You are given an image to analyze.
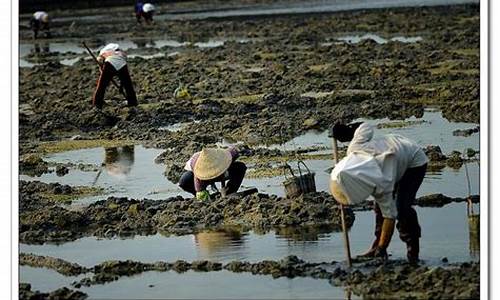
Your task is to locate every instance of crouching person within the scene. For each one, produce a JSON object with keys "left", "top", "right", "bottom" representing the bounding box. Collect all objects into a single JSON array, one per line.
[
  {"left": 30, "top": 11, "right": 50, "bottom": 39},
  {"left": 330, "top": 122, "right": 428, "bottom": 265},
  {"left": 135, "top": 2, "right": 156, "bottom": 24},
  {"left": 179, "top": 147, "right": 247, "bottom": 201},
  {"left": 92, "top": 43, "right": 138, "bottom": 109}
]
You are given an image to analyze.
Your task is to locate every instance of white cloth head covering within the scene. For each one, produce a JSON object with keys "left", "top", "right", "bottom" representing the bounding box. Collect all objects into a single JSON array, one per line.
[
  {"left": 99, "top": 43, "right": 120, "bottom": 55},
  {"left": 143, "top": 3, "right": 156, "bottom": 12},
  {"left": 330, "top": 152, "right": 395, "bottom": 205}
]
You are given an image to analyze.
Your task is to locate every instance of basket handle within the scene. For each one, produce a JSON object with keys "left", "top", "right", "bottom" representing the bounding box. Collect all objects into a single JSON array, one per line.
[
  {"left": 283, "top": 163, "right": 296, "bottom": 180},
  {"left": 297, "top": 160, "right": 311, "bottom": 178}
]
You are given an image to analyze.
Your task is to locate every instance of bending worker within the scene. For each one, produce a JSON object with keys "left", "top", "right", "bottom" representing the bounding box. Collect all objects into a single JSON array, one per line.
[
  {"left": 330, "top": 122, "right": 428, "bottom": 264},
  {"left": 135, "top": 2, "right": 156, "bottom": 24},
  {"left": 30, "top": 11, "right": 50, "bottom": 39},
  {"left": 179, "top": 147, "right": 247, "bottom": 201},
  {"left": 92, "top": 43, "right": 138, "bottom": 109}
]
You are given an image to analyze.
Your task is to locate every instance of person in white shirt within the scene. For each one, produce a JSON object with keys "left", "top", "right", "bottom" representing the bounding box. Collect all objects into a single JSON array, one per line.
[
  {"left": 93, "top": 43, "right": 138, "bottom": 109},
  {"left": 30, "top": 11, "right": 50, "bottom": 39},
  {"left": 330, "top": 122, "right": 428, "bottom": 264},
  {"left": 135, "top": 2, "right": 156, "bottom": 24}
]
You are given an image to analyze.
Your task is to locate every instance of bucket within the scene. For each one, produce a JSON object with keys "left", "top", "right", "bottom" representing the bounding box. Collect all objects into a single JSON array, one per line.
[
  {"left": 467, "top": 197, "right": 480, "bottom": 256},
  {"left": 283, "top": 160, "right": 316, "bottom": 198}
]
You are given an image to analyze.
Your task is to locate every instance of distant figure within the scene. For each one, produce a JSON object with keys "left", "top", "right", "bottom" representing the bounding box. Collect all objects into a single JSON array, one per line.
[
  {"left": 179, "top": 147, "right": 247, "bottom": 201},
  {"left": 135, "top": 2, "right": 156, "bottom": 25},
  {"left": 30, "top": 11, "right": 51, "bottom": 39},
  {"left": 93, "top": 43, "right": 138, "bottom": 109}
]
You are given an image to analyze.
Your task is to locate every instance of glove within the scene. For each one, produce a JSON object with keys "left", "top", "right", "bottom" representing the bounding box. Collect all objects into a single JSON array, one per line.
[{"left": 196, "top": 190, "right": 210, "bottom": 201}]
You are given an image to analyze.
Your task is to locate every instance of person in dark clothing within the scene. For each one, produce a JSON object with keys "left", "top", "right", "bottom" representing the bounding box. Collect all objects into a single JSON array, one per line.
[
  {"left": 330, "top": 122, "right": 428, "bottom": 264},
  {"left": 135, "top": 2, "right": 156, "bottom": 24},
  {"left": 179, "top": 147, "right": 247, "bottom": 201},
  {"left": 92, "top": 43, "right": 137, "bottom": 109},
  {"left": 30, "top": 11, "right": 51, "bottom": 39}
]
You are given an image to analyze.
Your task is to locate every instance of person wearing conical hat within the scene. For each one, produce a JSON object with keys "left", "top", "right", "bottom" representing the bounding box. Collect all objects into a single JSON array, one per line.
[
  {"left": 30, "top": 11, "right": 51, "bottom": 39},
  {"left": 179, "top": 147, "right": 247, "bottom": 201},
  {"left": 330, "top": 122, "right": 428, "bottom": 265}
]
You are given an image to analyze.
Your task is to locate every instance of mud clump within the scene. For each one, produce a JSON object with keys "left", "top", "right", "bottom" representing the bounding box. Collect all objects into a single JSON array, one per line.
[
  {"left": 19, "top": 153, "right": 49, "bottom": 176},
  {"left": 19, "top": 283, "right": 87, "bottom": 300},
  {"left": 20, "top": 179, "right": 354, "bottom": 243},
  {"left": 346, "top": 262, "right": 480, "bottom": 299},
  {"left": 453, "top": 126, "right": 479, "bottom": 137},
  {"left": 20, "top": 253, "right": 90, "bottom": 276}
]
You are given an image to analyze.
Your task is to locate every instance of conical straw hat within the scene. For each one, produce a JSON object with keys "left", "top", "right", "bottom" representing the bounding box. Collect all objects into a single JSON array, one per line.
[
  {"left": 329, "top": 180, "right": 350, "bottom": 205},
  {"left": 194, "top": 148, "right": 232, "bottom": 180}
]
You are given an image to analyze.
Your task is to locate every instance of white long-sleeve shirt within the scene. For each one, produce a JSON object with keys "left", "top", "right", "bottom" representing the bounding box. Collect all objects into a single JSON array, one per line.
[
  {"left": 98, "top": 43, "right": 127, "bottom": 71},
  {"left": 346, "top": 123, "right": 428, "bottom": 218}
]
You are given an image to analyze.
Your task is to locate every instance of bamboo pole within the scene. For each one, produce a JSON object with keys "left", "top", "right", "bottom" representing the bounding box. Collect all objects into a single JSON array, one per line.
[{"left": 332, "top": 138, "right": 352, "bottom": 267}]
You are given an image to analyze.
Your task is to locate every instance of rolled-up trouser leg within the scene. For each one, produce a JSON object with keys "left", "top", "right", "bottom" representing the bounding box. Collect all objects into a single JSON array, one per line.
[
  {"left": 178, "top": 171, "right": 196, "bottom": 196},
  {"left": 117, "top": 65, "right": 138, "bottom": 106},
  {"left": 225, "top": 161, "right": 247, "bottom": 194},
  {"left": 395, "top": 164, "right": 427, "bottom": 260},
  {"left": 93, "top": 62, "right": 116, "bottom": 109}
]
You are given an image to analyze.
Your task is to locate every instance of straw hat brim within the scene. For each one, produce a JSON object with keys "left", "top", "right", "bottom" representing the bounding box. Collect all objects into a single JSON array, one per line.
[
  {"left": 329, "top": 180, "right": 350, "bottom": 205},
  {"left": 194, "top": 148, "right": 232, "bottom": 180}
]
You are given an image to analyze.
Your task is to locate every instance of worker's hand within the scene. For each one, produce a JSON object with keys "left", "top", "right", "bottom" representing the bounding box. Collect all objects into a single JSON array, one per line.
[
  {"left": 220, "top": 186, "right": 229, "bottom": 198},
  {"left": 97, "top": 56, "right": 104, "bottom": 64},
  {"left": 196, "top": 190, "right": 210, "bottom": 201}
]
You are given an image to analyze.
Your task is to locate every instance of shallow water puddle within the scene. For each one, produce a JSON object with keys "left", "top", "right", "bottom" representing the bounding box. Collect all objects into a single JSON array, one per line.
[
  {"left": 21, "top": 203, "right": 478, "bottom": 265},
  {"left": 20, "top": 145, "right": 193, "bottom": 202},
  {"left": 19, "top": 36, "right": 250, "bottom": 68},
  {"left": 20, "top": 266, "right": 88, "bottom": 292},
  {"left": 335, "top": 33, "right": 423, "bottom": 44},
  {"left": 20, "top": 110, "right": 479, "bottom": 201},
  {"left": 160, "top": 0, "right": 478, "bottom": 20},
  {"left": 21, "top": 267, "right": 356, "bottom": 298},
  {"left": 264, "top": 110, "right": 479, "bottom": 154}
]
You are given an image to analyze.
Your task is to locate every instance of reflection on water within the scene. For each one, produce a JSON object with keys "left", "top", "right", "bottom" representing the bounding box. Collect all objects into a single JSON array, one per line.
[
  {"left": 103, "top": 146, "right": 135, "bottom": 179},
  {"left": 195, "top": 229, "right": 245, "bottom": 258},
  {"left": 20, "top": 202, "right": 478, "bottom": 268},
  {"left": 19, "top": 145, "right": 193, "bottom": 201}
]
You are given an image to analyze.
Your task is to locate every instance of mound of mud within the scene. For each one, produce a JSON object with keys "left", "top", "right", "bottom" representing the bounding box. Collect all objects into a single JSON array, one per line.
[{"left": 20, "top": 180, "right": 354, "bottom": 243}]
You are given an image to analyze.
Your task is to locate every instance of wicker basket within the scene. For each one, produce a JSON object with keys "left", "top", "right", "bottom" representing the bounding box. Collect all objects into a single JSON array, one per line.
[{"left": 283, "top": 160, "right": 316, "bottom": 198}]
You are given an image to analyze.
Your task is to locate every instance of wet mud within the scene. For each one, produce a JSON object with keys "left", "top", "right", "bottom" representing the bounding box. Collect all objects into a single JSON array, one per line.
[
  {"left": 20, "top": 180, "right": 355, "bottom": 244},
  {"left": 20, "top": 253, "right": 479, "bottom": 299},
  {"left": 19, "top": 5, "right": 479, "bottom": 154},
  {"left": 19, "top": 283, "right": 88, "bottom": 300},
  {"left": 19, "top": 2, "right": 480, "bottom": 298}
]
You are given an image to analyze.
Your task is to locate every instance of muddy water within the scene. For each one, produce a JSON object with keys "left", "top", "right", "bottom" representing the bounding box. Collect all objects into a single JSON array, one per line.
[
  {"left": 20, "top": 110, "right": 479, "bottom": 201},
  {"left": 19, "top": 145, "right": 194, "bottom": 202},
  {"left": 19, "top": 37, "right": 247, "bottom": 68},
  {"left": 266, "top": 110, "right": 479, "bottom": 154},
  {"left": 20, "top": 202, "right": 476, "bottom": 297},
  {"left": 19, "top": 111, "right": 479, "bottom": 297},
  {"left": 161, "top": 0, "right": 478, "bottom": 20}
]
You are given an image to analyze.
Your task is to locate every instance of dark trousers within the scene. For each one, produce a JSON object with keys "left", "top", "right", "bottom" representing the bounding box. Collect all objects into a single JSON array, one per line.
[
  {"left": 373, "top": 164, "right": 427, "bottom": 246},
  {"left": 137, "top": 12, "right": 153, "bottom": 24},
  {"left": 92, "top": 62, "right": 138, "bottom": 109},
  {"left": 179, "top": 161, "right": 247, "bottom": 196},
  {"left": 30, "top": 19, "right": 50, "bottom": 39}
]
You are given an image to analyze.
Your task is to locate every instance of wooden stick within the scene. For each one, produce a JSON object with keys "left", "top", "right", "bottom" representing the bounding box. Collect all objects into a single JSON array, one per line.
[
  {"left": 333, "top": 138, "right": 352, "bottom": 267},
  {"left": 82, "top": 42, "right": 128, "bottom": 99}
]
